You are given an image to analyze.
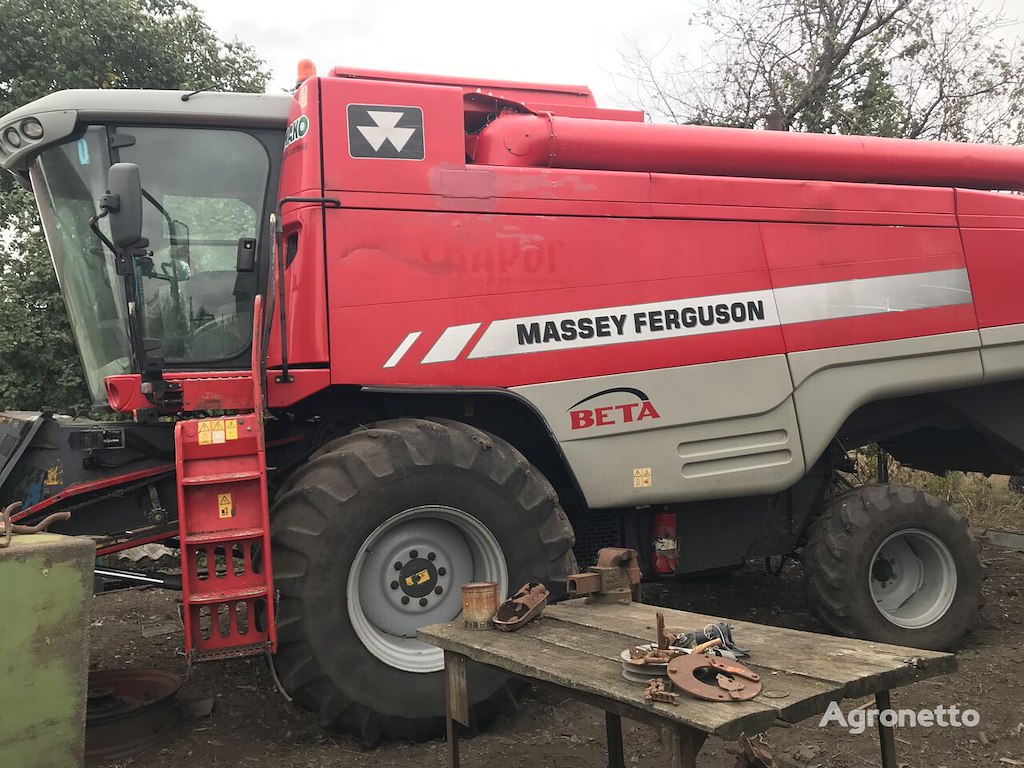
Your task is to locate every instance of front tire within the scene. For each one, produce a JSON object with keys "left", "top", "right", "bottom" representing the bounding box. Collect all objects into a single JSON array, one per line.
[
  {"left": 803, "top": 484, "right": 982, "bottom": 650},
  {"left": 270, "top": 418, "right": 576, "bottom": 744}
]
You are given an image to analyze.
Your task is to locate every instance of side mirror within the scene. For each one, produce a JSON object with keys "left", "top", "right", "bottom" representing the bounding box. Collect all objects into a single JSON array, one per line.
[
  {"left": 103, "top": 163, "right": 143, "bottom": 249},
  {"left": 170, "top": 219, "right": 190, "bottom": 265}
]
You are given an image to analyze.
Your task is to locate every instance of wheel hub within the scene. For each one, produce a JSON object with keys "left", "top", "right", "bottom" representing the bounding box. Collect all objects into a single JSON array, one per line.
[
  {"left": 871, "top": 557, "right": 895, "bottom": 584},
  {"left": 395, "top": 554, "right": 444, "bottom": 603}
]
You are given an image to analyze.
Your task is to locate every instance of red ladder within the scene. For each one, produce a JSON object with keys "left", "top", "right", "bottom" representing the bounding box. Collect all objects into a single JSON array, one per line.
[{"left": 174, "top": 296, "right": 276, "bottom": 660}]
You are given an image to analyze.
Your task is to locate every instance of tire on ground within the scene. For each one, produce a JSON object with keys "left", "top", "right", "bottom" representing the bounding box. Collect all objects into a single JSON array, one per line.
[
  {"left": 269, "top": 418, "right": 576, "bottom": 744},
  {"left": 803, "top": 483, "right": 982, "bottom": 651}
]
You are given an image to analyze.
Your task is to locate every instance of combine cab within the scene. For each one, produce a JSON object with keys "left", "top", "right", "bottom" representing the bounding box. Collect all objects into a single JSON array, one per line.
[{"left": 4, "top": 63, "right": 1022, "bottom": 741}]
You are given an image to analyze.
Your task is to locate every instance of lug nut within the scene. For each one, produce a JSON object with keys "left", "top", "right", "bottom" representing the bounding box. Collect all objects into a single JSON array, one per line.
[
  {"left": 410, "top": 550, "right": 418, "bottom": 558},
  {"left": 437, "top": 567, "right": 447, "bottom": 576},
  {"left": 419, "top": 598, "right": 428, "bottom": 607},
  {"left": 428, "top": 552, "right": 436, "bottom": 561},
  {"left": 401, "top": 596, "right": 410, "bottom": 605},
  {"left": 434, "top": 586, "right": 443, "bottom": 595},
  {"left": 393, "top": 561, "right": 403, "bottom": 571},
  {"left": 390, "top": 581, "right": 399, "bottom": 590}
]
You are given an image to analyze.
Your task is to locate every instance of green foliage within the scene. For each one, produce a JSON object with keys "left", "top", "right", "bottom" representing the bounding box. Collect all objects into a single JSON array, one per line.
[
  {"left": 621, "top": 0, "right": 1024, "bottom": 142},
  {"left": 0, "top": 0, "right": 269, "bottom": 412}
]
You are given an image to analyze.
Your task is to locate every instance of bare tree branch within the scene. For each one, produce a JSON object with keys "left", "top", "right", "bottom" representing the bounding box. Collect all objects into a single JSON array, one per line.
[{"left": 618, "top": 0, "right": 1024, "bottom": 143}]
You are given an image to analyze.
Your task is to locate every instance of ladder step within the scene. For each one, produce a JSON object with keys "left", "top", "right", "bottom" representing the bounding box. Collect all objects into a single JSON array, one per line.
[
  {"left": 192, "top": 642, "right": 268, "bottom": 662},
  {"left": 188, "top": 585, "right": 268, "bottom": 604},
  {"left": 184, "top": 528, "right": 266, "bottom": 545},
  {"left": 180, "top": 470, "right": 262, "bottom": 486}
]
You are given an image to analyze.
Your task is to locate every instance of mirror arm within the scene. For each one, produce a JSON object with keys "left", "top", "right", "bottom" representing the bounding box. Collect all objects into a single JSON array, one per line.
[{"left": 88, "top": 209, "right": 119, "bottom": 258}]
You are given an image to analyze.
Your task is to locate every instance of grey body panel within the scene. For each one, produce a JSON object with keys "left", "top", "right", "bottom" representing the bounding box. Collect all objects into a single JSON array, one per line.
[
  {"left": 512, "top": 355, "right": 805, "bottom": 507},
  {"left": 788, "top": 331, "right": 984, "bottom": 467},
  {"left": 515, "top": 331, "right": 987, "bottom": 509},
  {"left": 978, "top": 323, "right": 1024, "bottom": 383},
  {"left": 0, "top": 89, "right": 291, "bottom": 175}
]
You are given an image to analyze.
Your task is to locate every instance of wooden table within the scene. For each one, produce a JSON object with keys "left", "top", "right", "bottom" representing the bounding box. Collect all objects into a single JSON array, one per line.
[{"left": 419, "top": 599, "right": 956, "bottom": 768}]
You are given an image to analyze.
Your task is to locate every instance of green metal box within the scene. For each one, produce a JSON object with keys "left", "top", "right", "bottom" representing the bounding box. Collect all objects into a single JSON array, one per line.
[{"left": 0, "top": 533, "right": 93, "bottom": 768}]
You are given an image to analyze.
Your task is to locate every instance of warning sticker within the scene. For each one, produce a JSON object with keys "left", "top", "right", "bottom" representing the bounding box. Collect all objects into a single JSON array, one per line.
[
  {"left": 632, "top": 467, "right": 652, "bottom": 488},
  {"left": 197, "top": 418, "right": 238, "bottom": 445},
  {"left": 218, "top": 493, "right": 234, "bottom": 519}
]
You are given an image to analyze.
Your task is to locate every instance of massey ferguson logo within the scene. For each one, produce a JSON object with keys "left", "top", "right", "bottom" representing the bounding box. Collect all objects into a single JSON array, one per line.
[
  {"left": 568, "top": 387, "right": 661, "bottom": 430},
  {"left": 347, "top": 104, "right": 425, "bottom": 160}
]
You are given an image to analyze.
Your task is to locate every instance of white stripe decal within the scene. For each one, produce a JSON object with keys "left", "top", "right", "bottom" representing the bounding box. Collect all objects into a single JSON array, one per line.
[
  {"left": 383, "top": 331, "right": 422, "bottom": 368},
  {"left": 462, "top": 269, "right": 971, "bottom": 361},
  {"left": 774, "top": 268, "right": 972, "bottom": 325},
  {"left": 421, "top": 323, "right": 481, "bottom": 364}
]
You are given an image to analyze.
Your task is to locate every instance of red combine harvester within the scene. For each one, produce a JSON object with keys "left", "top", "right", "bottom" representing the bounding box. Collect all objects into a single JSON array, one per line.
[{"left": 1, "top": 63, "right": 1019, "bottom": 741}]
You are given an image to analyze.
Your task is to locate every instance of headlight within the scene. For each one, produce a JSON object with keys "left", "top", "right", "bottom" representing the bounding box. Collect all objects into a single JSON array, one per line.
[
  {"left": 3, "top": 127, "right": 21, "bottom": 148},
  {"left": 21, "top": 118, "right": 43, "bottom": 140}
]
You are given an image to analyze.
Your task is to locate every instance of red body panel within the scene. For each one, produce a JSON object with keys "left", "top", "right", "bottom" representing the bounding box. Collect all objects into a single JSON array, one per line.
[
  {"left": 956, "top": 189, "right": 1024, "bottom": 330},
  {"left": 269, "top": 73, "right": 1024, "bottom": 400}
]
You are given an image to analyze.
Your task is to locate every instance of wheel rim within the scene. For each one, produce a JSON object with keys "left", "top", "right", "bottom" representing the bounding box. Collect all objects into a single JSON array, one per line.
[
  {"left": 347, "top": 505, "right": 508, "bottom": 673},
  {"left": 868, "top": 528, "right": 957, "bottom": 630}
]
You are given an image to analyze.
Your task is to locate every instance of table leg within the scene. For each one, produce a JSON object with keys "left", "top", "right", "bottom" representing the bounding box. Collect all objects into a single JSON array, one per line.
[
  {"left": 661, "top": 724, "right": 707, "bottom": 768},
  {"left": 605, "top": 711, "right": 625, "bottom": 768},
  {"left": 875, "top": 690, "right": 898, "bottom": 768},
  {"left": 445, "top": 652, "right": 470, "bottom": 768}
]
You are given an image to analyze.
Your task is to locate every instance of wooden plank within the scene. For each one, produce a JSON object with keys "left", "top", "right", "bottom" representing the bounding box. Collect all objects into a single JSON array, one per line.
[
  {"left": 508, "top": 617, "right": 843, "bottom": 724},
  {"left": 546, "top": 601, "right": 956, "bottom": 697},
  {"left": 661, "top": 724, "right": 706, "bottom": 768},
  {"left": 445, "top": 651, "right": 470, "bottom": 727},
  {"left": 553, "top": 600, "right": 953, "bottom": 670},
  {"left": 419, "top": 622, "right": 780, "bottom": 738}
]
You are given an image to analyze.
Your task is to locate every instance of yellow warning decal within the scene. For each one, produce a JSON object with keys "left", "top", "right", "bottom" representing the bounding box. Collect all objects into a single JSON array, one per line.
[
  {"left": 632, "top": 467, "right": 652, "bottom": 489},
  {"left": 218, "top": 493, "right": 234, "bottom": 519},
  {"left": 404, "top": 569, "right": 431, "bottom": 587},
  {"left": 198, "top": 421, "right": 212, "bottom": 446},
  {"left": 43, "top": 465, "right": 62, "bottom": 486},
  {"left": 225, "top": 418, "right": 238, "bottom": 441},
  {"left": 210, "top": 419, "right": 226, "bottom": 444}
]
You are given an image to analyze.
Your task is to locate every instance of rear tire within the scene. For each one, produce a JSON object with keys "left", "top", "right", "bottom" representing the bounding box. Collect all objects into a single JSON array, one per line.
[
  {"left": 270, "top": 418, "right": 576, "bottom": 744},
  {"left": 803, "top": 484, "right": 982, "bottom": 650}
]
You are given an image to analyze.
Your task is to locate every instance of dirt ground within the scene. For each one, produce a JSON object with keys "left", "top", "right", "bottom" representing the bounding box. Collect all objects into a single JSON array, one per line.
[{"left": 90, "top": 540, "right": 1024, "bottom": 768}]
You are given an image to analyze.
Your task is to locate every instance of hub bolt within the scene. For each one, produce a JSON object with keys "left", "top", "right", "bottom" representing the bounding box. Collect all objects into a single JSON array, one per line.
[
  {"left": 419, "top": 598, "right": 428, "bottom": 607},
  {"left": 401, "top": 596, "right": 410, "bottom": 605},
  {"left": 428, "top": 552, "right": 436, "bottom": 561},
  {"left": 390, "top": 581, "right": 399, "bottom": 590},
  {"left": 438, "top": 567, "right": 447, "bottom": 576},
  {"left": 409, "top": 550, "right": 419, "bottom": 558},
  {"left": 393, "top": 561, "right": 403, "bottom": 571},
  {"left": 434, "top": 586, "right": 443, "bottom": 595}
]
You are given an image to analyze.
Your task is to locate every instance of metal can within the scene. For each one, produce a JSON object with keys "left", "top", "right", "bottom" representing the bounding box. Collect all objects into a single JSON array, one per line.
[{"left": 462, "top": 581, "right": 499, "bottom": 629}]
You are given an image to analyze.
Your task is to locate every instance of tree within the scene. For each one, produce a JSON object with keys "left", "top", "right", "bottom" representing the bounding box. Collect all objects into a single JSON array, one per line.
[
  {"left": 619, "top": 0, "right": 1024, "bottom": 142},
  {"left": 0, "top": 0, "right": 269, "bottom": 412}
]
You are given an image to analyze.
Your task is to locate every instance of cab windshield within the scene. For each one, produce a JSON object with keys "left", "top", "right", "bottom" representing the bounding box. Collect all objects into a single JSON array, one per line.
[{"left": 31, "top": 125, "right": 271, "bottom": 403}]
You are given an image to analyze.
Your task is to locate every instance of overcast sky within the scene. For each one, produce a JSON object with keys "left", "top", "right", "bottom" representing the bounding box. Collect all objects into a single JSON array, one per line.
[{"left": 192, "top": 0, "right": 1024, "bottom": 110}]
